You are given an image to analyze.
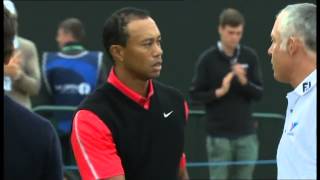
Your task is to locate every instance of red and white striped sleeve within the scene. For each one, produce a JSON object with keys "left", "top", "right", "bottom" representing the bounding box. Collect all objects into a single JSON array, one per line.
[
  {"left": 184, "top": 100, "right": 190, "bottom": 121},
  {"left": 71, "top": 110, "right": 124, "bottom": 180},
  {"left": 179, "top": 100, "right": 189, "bottom": 169}
]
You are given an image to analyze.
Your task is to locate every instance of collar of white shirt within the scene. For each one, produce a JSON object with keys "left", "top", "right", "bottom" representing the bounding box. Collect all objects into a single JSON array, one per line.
[{"left": 287, "top": 69, "right": 317, "bottom": 99}]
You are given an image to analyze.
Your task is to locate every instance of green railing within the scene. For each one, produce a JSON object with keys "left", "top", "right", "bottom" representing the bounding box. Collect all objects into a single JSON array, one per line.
[
  {"left": 33, "top": 105, "right": 77, "bottom": 112},
  {"left": 189, "top": 109, "right": 285, "bottom": 120},
  {"left": 33, "top": 105, "right": 285, "bottom": 120}
]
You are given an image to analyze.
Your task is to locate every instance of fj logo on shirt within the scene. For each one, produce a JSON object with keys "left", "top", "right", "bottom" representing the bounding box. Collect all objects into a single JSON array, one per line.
[
  {"left": 302, "top": 81, "right": 311, "bottom": 92},
  {"left": 287, "top": 122, "right": 298, "bottom": 136},
  {"left": 163, "top": 111, "right": 173, "bottom": 118}
]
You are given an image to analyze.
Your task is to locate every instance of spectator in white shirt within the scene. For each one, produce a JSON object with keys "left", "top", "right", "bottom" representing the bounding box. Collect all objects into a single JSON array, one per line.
[{"left": 268, "top": 3, "right": 316, "bottom": 179}]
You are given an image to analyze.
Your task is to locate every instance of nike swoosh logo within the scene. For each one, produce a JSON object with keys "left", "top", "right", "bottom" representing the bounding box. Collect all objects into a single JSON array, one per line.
[{"left": 163, "top": 111, "right": 174, "bottom": 118}]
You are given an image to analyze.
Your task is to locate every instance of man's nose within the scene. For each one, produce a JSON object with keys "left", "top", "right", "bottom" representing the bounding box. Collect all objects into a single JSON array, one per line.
[
  {"left": 153, "top": 44, "right": 163, "bottom": 57},
  {"left": 267, "top": 46, "right": 272, "bottom": 56}
]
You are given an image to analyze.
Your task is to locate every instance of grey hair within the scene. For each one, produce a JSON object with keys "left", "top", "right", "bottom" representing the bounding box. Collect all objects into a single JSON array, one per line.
[{"left": 277, "top": 3, "right": 316, "bottom": 53}]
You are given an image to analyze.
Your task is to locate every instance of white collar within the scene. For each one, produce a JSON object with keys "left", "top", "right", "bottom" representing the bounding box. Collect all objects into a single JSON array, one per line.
[
  {"left": 13, "top": 36, "right": 19, "bottom": 49},
  {"left": 287, "top": 69, "right": 317, "bottom": 98}
]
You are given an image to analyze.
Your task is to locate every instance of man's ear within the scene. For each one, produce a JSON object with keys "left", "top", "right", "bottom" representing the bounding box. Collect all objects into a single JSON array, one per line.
[
  {"left": 287, "top": 37, "right": 298, "bottom": 56},
  {"left": 66, "top": 32, "right": 76, "bottom": 43},
  {"left": 109, "top": 45, "right": 125, "bottom": 63}
]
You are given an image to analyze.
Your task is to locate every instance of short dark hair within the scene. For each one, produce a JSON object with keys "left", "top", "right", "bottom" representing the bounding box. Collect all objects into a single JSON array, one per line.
[
  {"left": 219, "top": 8, "right": 245, "bottom": 27},
  {"left": 4, "top": 7, "right": 16, "bottom": 63},
  {"left": 59, "top": 18, "right": 85, "bottom": 42},
  {"left": 102, "top": 7, "right": 150, "bottom": 61}
]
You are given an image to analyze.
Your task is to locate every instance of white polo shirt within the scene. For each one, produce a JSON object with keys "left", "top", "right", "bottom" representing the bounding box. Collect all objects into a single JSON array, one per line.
[{"left": 277, "top": 69, "right": 317, "bottom": 179}]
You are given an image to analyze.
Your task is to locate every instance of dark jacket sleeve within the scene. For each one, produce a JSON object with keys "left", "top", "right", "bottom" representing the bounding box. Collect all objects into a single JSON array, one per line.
[
  {"left": 237, "top": 50, "right": 263, "bottom": 101},
  {"left": 43, "top": 122, "right": 64, "bottom": 180},
  {"left": 189, "top": 53, "right": 219, "bottom": 104}
]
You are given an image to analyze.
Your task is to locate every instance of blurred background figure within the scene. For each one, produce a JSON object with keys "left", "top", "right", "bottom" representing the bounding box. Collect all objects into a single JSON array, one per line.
[
  {"left": 4, "top": 6, "right": 63, "bottom": 180},
  {"left": 189, "top": 8, "right": 263, "bottom": 180},
  {"left": 42, "top": 17, "right": 105, "bottom": 165},
  {"left": 3, "top": 0, "right": 41, "bottom": 110}
]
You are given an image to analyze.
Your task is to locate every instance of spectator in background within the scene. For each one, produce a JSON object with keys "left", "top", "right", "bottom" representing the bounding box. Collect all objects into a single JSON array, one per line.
[
  {"left": 268, "top": 3, "right": 316, "bottom": 179},
  {"left": 189, "top": 8, "right": 263, "bottom": 180},
  {"left": 4, "top": 7, "right": 63, "bottom": 180},
  {"left": 42, "top": 17, "right": 105, "bottom": 165},
  {"left": 3, "top": 0, "right": 41, "bottom": 109}
]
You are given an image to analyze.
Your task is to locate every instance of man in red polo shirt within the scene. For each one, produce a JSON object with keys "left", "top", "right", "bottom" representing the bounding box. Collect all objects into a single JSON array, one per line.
[{"left": 71, "top": 7, "right": 189, "bottom": 180}]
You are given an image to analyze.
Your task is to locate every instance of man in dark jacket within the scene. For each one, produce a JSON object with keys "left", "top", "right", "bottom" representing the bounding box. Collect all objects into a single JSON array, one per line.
[
  {"left": 4, "top": 7, "right": 63, "bottom": 180},
  {"left": 189, "top": 8, "right": 263, "bottom": 180}
]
